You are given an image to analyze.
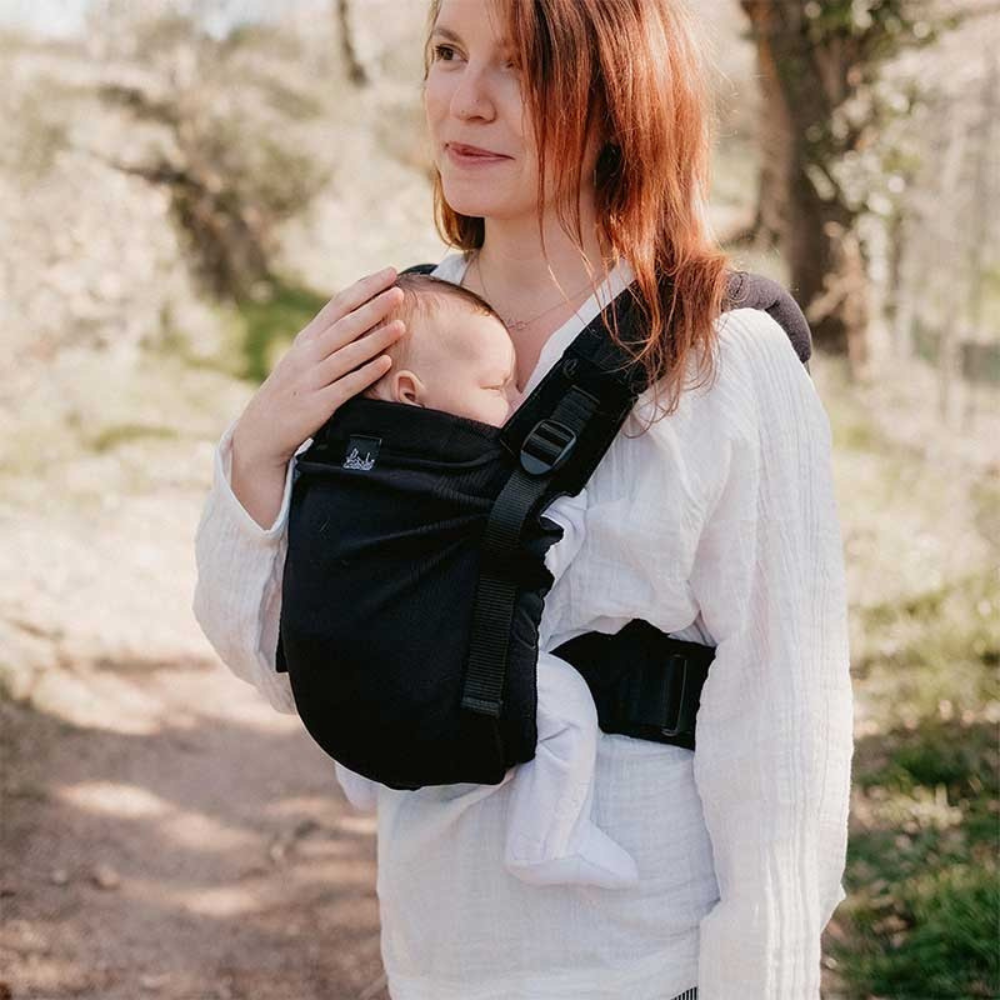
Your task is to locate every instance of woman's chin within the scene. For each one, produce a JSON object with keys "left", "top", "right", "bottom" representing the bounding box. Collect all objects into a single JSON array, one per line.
[{"left": 441, "top": 181, "right": 521, "bottom": 221}]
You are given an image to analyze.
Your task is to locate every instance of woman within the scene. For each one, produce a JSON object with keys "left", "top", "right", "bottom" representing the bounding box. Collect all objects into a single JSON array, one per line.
[{"left": 193, "top": 0, "right": 855, "bottom": 997}]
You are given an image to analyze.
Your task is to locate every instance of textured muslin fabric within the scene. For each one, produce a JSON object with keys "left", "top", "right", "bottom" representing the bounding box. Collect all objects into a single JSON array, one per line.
[{"left": 192, "top": 251, "right": 854, "bottom": 999}]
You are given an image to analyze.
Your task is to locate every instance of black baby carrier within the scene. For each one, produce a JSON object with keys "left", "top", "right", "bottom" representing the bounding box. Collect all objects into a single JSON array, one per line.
[{"left": 275, "top": 265, "right": 813, "bottom": 790}]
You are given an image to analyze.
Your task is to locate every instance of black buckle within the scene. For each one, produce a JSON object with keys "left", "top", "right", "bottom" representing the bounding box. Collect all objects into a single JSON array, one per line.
[
  {"left": 520, "top": 419, "right": 577, "bottom": 476},
  {"left": 660, "top": 654, "right": 691, "bottom": 737}
]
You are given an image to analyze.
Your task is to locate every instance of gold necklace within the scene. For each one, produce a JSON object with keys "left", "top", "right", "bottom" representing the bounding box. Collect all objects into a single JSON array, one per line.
[{"left": 469, "top": 255, "right": 598, "bottom": 332}]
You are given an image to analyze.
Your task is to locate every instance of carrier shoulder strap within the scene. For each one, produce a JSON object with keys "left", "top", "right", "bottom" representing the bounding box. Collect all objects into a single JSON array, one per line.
[{"left": 458, "top": 284, "right": 648, "bottom": 717}]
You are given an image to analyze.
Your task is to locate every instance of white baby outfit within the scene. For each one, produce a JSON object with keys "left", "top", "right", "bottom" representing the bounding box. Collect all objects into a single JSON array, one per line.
[{"left": 333, "top": 487, "right": 641, "bottom": 891}]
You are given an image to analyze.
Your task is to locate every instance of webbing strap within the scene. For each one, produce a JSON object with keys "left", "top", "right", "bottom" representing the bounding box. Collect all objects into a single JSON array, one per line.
[{"left": 461, "top": 386, "right": 600, "bottom": 715}]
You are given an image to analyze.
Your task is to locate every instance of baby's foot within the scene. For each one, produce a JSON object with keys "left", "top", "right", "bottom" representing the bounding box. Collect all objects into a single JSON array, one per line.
[{"left": 505, "top": 822, "right": 640, "bottom": 890}]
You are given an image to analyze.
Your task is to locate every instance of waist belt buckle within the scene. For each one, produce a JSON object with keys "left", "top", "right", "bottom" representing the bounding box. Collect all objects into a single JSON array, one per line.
[
  {"left": 660, "top": 653, "right": 691, "bottom": 737},
  {"left": 520, "top": 419, "right": 577, "bottom": 476}
]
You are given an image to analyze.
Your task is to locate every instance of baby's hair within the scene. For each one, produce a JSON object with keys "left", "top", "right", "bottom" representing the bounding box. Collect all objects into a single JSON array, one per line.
[
  {"left": 391, "top": 271, "right": 502, "bottom": 329},
  {"left": 362, "top": 270, "right": 505, "bottom": 396}
]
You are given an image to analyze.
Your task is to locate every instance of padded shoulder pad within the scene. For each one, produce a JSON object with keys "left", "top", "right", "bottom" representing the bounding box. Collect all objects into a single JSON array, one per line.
[{"left": 725, "top": 271, "right": 812, "bottom": 366}]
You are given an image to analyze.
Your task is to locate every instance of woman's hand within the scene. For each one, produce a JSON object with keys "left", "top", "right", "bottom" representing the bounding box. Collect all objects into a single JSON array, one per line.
[
  {"left": 229, "top": 266, "right": 406, "bottom": 528},
  {"left": 234, "top": 265, "right": 406, "bottom": 469}
]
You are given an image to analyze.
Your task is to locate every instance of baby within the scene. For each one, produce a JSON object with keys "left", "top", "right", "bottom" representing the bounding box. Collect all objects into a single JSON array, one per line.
[{"left": 334, "top": 272, "right": 639, "bottom": 891}]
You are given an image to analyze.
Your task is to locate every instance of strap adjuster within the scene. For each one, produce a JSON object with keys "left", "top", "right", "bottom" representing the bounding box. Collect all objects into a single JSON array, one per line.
[
  {"left": 660, "top": 654, "right": 691, "bottom": 737},
  {"left": 520, "top": 419, "right": 577, "bottom": 476}
]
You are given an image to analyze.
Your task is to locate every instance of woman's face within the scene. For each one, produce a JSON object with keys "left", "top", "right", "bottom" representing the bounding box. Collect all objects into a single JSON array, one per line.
[{"left": 423, "top": 0, "right": 541, "bottom": 222}]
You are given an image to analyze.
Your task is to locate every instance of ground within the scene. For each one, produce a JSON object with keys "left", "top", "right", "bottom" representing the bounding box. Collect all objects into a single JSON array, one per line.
[{"left": 0, "top": 357, "right": 391, "bottom": 1000}]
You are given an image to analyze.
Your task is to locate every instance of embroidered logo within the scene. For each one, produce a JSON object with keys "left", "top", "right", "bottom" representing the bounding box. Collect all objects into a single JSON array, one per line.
[{"left": 343, "top": 435, "right": 381, "bottom": 471}]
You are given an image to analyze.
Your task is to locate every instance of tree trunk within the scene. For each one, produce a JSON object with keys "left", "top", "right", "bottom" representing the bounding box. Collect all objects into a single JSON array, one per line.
[
  {"left": 740, "top": 1, "right": 870, "bottom": 372},
  {"left": 747, "top": 21, "right": 793, "bottom": 251},
  {"left": 336, "top": 0, "right": 370, "bottom": 87}
]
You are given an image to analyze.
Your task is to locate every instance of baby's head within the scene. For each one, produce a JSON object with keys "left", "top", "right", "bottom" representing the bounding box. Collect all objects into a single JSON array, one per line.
[{"left": 361, "top": 273, "right": 521, "bottom": 427}]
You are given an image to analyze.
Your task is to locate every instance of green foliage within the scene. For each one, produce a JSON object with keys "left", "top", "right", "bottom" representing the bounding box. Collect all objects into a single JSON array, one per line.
[
  {"left": 234, "top": 277, "right": 329, "bottom": 384},
  {"left": 836, "top": 568, "right": 999, "bottom": 997},
  {"left": 87, "top": 423, "right": 179, "bottom": 454},
  {"left": 96, "top": 9, "right": 335, "bottom": 301},
  {"left": 802, "top": 0, "right": 939, "bottom": 59},
  {"left": 838, "top": 858, "right": 999, "bottom": 998}
]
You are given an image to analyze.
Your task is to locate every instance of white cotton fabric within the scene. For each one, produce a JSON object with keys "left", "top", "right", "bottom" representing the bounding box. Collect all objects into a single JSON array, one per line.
[{"left": 192, "top": 251, "right": 855, "bottom": 1000}]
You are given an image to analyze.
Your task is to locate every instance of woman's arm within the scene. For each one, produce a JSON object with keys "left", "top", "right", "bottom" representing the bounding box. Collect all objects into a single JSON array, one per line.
[
  {"left": 191, "top": 266, "right": 408, "bottom": 715},
  {"left": 688, "top": 310, "right": 855, "bottom": 999},
  {"left": 192, "top": 418, "right": 311, "bottom": 715}
]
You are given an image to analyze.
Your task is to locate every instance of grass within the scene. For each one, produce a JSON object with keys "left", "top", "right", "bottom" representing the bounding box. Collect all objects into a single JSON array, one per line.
[
  {"left": 235, "top": 275, "right": 329, "bottom": 384},
  {"left": 87, "top": 423, "right": 179, "bottom": 453},
  {"left": 817, "top": 347, "right": 1000, "bottom": 999}
]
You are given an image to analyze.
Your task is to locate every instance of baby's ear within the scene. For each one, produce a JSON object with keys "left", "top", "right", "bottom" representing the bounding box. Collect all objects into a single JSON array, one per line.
[{"left": 393, "top": 370, "right": 425, "bottom": 407}]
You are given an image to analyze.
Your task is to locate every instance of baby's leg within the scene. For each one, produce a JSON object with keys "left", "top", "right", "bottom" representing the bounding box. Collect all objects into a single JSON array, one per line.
[{"left": 504, "top": 651, "right": 639, "bottom": 889}]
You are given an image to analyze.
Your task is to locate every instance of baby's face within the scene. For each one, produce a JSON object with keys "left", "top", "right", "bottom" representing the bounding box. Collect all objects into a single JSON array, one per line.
[{"left": 396, "top": 306, "right": 523, "bottom": 427}]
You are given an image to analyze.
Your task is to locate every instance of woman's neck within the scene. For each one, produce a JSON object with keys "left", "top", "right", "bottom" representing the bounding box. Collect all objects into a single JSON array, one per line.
[
  {"left": 459, "top": 202, "right": 620, "bottom": 392},
  {"left": 468, "top": 202, "right": 617, "bottom": 321}
]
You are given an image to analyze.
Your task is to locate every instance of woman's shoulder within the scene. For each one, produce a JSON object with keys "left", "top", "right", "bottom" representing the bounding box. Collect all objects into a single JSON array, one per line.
[
  {"left": 714, "top": 306, "right": 811, "bottom": 383},
  {"left": 676, "top": 305, "right": 815, "bottom": 421},
  {"left": 633, "top": 304, "right": 821, "bottom": 462}
]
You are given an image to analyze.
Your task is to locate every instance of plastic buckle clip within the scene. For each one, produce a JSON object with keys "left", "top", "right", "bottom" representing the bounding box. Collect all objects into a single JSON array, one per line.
[
  {"left": 520, "top": 419, "right": 577, "bottom": 476},
  {"left": 660, "top": 654, "right": 691, "bottom": 737}
]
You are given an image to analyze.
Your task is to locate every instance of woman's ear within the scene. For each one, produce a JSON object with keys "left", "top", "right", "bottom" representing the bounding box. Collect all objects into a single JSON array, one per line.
[{"left": 594, "top": 141, "right": 622, "bottom": 186}]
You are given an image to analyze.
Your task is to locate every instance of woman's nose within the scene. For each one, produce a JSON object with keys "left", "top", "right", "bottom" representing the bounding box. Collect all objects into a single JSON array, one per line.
[{"left": 451, "top": 65, "right": 496, "bottom": 122}]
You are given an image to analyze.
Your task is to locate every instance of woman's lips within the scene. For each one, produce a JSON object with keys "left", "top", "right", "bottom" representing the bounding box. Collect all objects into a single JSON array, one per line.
[{"left": 446, "top": 144, "right": 511, "bottom": 168}]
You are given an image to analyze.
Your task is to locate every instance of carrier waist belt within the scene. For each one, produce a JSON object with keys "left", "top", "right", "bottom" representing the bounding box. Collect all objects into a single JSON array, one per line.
[{"left": 551, "top": 620, "right": 714, "bottom": 752}]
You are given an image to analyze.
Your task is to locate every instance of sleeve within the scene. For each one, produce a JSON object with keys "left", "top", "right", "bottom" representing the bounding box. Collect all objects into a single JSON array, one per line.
[
  {"left": 191, "top": 417, "right": 313, "bottom": 716},
  {"left": 333, "top": 761, "right": 380, "bottom": 811},
  {"left": 688, "top": 310, "right": 855, "bottom": 999},
  {"left": 540, "top": 487, "right": 588, "bottom": 584}
]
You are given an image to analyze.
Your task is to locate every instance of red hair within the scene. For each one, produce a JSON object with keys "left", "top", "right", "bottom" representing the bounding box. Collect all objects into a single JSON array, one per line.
[{"left": 423, "top": 0, "right": 730, "bottom": 424}]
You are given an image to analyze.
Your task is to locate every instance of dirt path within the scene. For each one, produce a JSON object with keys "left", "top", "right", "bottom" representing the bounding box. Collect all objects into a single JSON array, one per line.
[
  {"left": 1, "top": 657, "right": 389, "bottom": 1000},
  {"left": 0, "top": 401, "right": 391, "bottom": 1000}
]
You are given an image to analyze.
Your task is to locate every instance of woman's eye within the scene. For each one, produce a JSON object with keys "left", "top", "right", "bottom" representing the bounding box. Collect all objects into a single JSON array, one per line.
[{"left": 433, "top": 44, "right": 458, "bottom": 62}]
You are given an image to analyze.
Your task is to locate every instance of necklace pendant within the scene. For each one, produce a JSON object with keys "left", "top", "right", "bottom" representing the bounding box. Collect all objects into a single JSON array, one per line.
[{"left": 506, "top": 318, "right": 528, "bottom": 332}]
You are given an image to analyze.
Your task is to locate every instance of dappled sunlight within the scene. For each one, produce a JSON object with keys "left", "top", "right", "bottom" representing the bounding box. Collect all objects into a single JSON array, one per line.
[
  {"left": 54, "top": 779, "right": 171, "bottom": 818},
  {"left": 30, "top": 667, "right": 170, "bottom": 735},
  {"left": 337, "top": 813, "right": 379, "bottom": 837},
  {"left": 121, "top": 876, "right": 274, "bottom": 919}
]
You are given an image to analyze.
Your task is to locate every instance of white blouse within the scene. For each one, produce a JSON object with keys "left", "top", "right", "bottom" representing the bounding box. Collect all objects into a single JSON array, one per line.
[{"left": 193, "top": 251, "right": 855, "bottom": 1000}]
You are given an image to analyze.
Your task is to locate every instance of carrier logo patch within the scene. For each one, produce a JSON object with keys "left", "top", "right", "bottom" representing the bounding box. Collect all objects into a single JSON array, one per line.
[{"left": 343, "top": 435, "right": 381, "bottom": 471}]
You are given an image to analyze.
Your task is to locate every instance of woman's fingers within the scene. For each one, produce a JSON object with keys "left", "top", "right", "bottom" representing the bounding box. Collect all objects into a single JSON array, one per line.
[
  {"left": 314, "top": 319, "right": 405, "bottom": 388},
  {"left": 300, "top": 266, "right": 399, "bottom": 343},
  {"left": 316, "top": 285, "right": 405, "bottom": 355},
  {"left": 320, "top": 353, "right": 393, "bottom": 408}
]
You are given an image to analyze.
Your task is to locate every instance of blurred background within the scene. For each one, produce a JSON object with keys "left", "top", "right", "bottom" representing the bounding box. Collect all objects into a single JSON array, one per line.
[{"left": 1, "top": 1, "right": 997, "bottom": 998}]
